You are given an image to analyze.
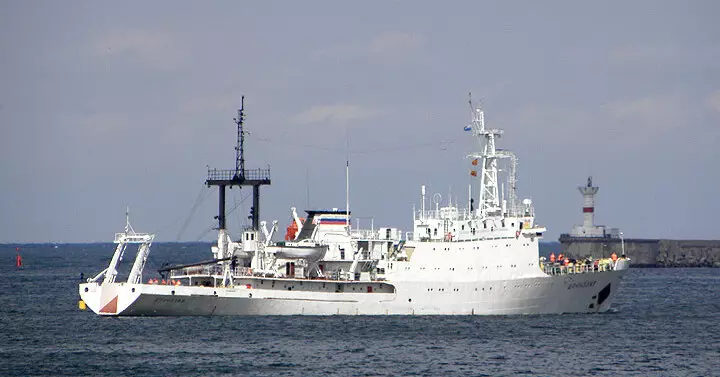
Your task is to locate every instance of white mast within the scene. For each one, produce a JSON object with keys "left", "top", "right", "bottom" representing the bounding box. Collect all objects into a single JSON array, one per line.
[
  {"left": 346, "top": 160, "right": 350, "bottom": 229},
  {"left": 468, "top": 106, "right": 503, "bottom": 218},
  {"left": 345, "top": 128, "right": 350, "bottom": 229},
  {"left": 468, "top": 184, "right": 472, "bottom": 214},
  {"left": 421, "top": 185, "right": 426, "bottom": 219}
]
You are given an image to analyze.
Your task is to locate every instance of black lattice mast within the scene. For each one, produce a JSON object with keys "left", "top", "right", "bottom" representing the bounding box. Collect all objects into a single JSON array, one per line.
[
  {"left": 206, "top": 97, "right": 271, "bottom": 231},
  {"left": 234, "top": 95, "right": 245, "bottom": 179}
]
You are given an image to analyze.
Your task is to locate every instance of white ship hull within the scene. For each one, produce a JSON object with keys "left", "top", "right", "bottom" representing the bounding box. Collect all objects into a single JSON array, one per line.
[
  {"left": 79, "top": 268, "right": 627, "bottom": 316},
  {"left": 79, "top": 103, "right": 632, "bottom": 317}
]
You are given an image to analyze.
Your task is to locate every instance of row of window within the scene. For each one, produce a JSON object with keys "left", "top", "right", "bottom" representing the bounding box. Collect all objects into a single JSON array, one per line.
[
  {"left": 425, "top": 287, "right": 495, "bottom": 292},
  {"left": 427, "top": 220, "right": 524, "bottom": 236},
  {"left": 423, "top": 282, "right": 550, "bottom": 293},
  {"left": 398, "top": 264, "right": 535, "bottom": 271}
]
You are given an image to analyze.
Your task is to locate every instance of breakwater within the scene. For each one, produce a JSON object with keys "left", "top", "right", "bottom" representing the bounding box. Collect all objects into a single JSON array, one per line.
[{"left": 559, "top": 235, "right": 720, "bottom": 267}]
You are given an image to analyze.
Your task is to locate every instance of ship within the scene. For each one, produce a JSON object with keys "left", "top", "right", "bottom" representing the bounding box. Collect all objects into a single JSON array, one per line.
[{"left": 79, "top": 97, "right": 630, "bottom": 316}]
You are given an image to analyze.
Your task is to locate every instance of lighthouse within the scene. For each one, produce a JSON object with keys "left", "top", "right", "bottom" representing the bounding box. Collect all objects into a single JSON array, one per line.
[
  {"left": 570, "top": 176, "right": 608, "bottom": 237},
  {"left": 580, "top": 176, "right": 599, "bottom": 230}
]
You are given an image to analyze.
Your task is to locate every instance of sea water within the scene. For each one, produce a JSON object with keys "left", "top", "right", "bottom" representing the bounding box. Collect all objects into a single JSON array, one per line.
[{"left": 0, "top": 243, "right": 718, "bottom": 376}]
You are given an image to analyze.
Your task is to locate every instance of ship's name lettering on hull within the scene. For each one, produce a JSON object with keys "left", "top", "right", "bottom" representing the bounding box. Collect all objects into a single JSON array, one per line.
[
  {"left": 567, "top": 281, "right": 597, "bottom": 290},
  {"left": 153, "top": 297, "right": 187, "bottom": 304}
]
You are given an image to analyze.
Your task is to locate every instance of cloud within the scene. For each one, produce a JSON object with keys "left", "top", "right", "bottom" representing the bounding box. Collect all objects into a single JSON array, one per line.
[
  {"left": 184, "top": 93, "right": 242, "bottom": 114},
  {"left": 607, "top": 44, "right": 720, "bottom": 73},
  {"left": 290, "top": 104, "right": 381, "bottom": 126},
  {"left": 368, "top": 33, "right": 424, "bottom": 54},
  {"left": 602, "top": 94, "right": 719, "bottom": 151},
  {"left": 706, "top": 91, "right": 720, "bottom": 114},
  {"left": 608, "top": 45, "right": 682, "bottom": 65},
  {"left": 314, "top": 32, "right": 424, "bottom": 61},
  {"left": 604, "top": 96, "right": 683, "bottom": 131},
  {"left": 90, "top": 30, "right": 181, "bottom": 69}
]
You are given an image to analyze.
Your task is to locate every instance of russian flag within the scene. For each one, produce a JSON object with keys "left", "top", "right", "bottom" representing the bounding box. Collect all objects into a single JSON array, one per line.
[{"left": 318, "top": 217, "right": 348, "bottom": 225}]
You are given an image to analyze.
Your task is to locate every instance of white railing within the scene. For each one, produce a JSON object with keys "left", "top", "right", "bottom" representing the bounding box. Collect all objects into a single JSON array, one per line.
[
  {"left": 170, "top": 264, "right": 221, "bottom": 277},
  {"left": 350, "top": 229, "right": 377, "bottom": 239},
  {"left": 542, "top": 261, "right": 614, "bottom": 276},
  {"left": 415, "top": 208, "right": 474, "bottom": 221},
  {"left": 114, "top": 232, "right": 153, "bottom": 243},
  {"left": 170, "top": 265, "right": 254, "bottom": 278},
  {"left": 350, "top": 228, "right": 404, "bottom": 241}
]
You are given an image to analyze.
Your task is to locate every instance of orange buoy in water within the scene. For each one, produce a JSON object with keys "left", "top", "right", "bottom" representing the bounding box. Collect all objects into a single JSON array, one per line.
[{"left": 16, "top": 248, "right": 23, "bottom": 268}]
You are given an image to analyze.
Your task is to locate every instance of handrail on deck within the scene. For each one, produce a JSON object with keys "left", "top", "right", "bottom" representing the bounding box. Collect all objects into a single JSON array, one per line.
[
  {"left": 206, "top": 168, "right": 271, "bottom": 181},
  {"left": 542, "top": 261, "right": 616, "bottom": 275}
]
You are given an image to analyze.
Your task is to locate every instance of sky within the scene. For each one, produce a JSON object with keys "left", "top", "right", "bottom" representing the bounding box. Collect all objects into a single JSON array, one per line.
[{"left": 1, "top": 1, "right": 719, "bottom": 243}]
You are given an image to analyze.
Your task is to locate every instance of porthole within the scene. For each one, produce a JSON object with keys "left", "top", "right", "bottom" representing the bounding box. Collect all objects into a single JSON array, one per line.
[{"left": 84, "top": 287, "right": 89, "bottom": 292}]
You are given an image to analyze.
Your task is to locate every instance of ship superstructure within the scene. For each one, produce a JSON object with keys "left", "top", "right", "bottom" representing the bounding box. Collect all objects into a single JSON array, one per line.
[{"left": 79, "top": 98, "right": 629, "bottom": 316}]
